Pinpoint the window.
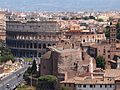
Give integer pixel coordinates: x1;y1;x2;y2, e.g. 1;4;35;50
48;44;51;46
53;36;56;39
83;85;86;88
34;52;37;57
30;43;33;48
34;43;37;48
69;84;71;87
20;43;22;48
100;85;102;88
53;44;56;46
90;85;93;88
108;50;110;53
114;39;116;42
39;44;41;49
23;43;25;48
39;53;41;57
48;35;51;39
30;52;33;57
110;85;112;88
39;35;41;39
103;49;105;54
64;84;66;86
43;35;46;39
73;84;75;87
43;44;46;48
26;43;29;48
97;40;99;43
105;85;107;88
78;85;81;87
108;55;110;58
83;39;85;42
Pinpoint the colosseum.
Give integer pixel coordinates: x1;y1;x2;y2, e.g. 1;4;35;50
6;20;62;58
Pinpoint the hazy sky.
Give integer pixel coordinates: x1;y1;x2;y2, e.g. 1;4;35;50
0;0;120;11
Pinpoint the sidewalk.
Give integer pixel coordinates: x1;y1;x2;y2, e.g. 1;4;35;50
0;66;23;80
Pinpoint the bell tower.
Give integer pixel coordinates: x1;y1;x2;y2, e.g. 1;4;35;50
109;25;116;60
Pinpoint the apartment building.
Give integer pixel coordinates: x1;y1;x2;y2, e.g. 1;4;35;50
60;69;120;90
65;25;106;44
0;11;6;41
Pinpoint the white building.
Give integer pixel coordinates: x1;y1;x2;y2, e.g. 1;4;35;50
76;81;115;90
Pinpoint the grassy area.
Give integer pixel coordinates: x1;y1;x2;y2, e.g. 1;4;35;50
24;58;33;62
17;84;36;90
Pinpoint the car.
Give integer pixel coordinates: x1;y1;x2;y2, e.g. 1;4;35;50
6;84;10;88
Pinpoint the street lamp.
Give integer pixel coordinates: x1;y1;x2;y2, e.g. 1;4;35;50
30;73;33;87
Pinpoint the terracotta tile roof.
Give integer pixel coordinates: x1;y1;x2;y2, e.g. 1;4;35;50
105;69;120;78
60;76;115;84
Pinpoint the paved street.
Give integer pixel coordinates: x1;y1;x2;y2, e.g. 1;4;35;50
0;66;28;90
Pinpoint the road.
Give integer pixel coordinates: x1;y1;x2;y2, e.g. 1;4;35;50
0;66;28;90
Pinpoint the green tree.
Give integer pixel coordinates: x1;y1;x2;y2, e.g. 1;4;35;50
109;17;113;21
116;22;120;39
97;18;104;22
23;70;29;81
89;16;95;20
104;26;110;38
117;30;120;39
27;67;32;74
60;87;69;90
0;41;14;63
104;23;120;40
116;22;120;29
82;16;89;20
62;17;69;20
96;56;106;69
31;60;37;74
37;75;58;90
23;66;32;81
23;60;38;82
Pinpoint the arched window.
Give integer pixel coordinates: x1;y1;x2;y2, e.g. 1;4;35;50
43;44;46;48
39;44;41;49
83;39;85;42
30;43;33;48
39;53;41;57
48;44;51;46
23;43;25;48
34;43;37;48
53;44;56;46
26;43;29;48
19;43;22;48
